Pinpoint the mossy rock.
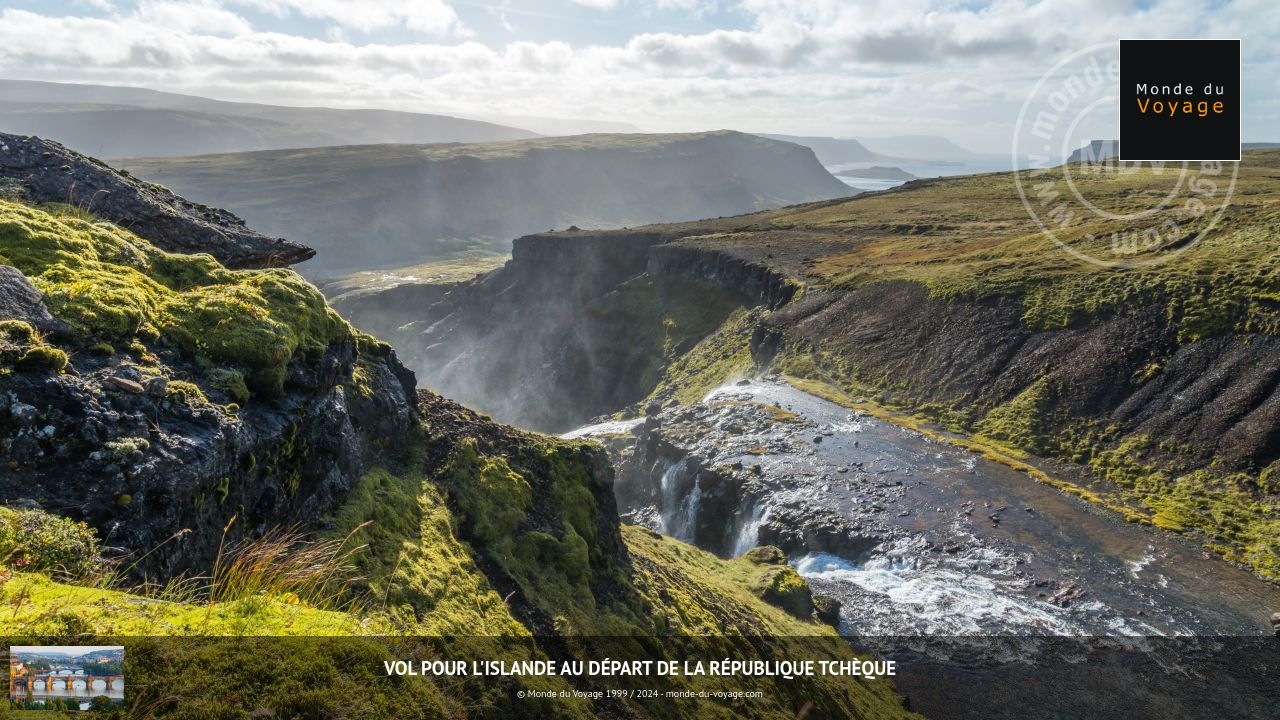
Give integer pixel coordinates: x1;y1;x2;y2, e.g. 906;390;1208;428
14;345;67;373
751;565;815;619
207;367;250;404
356;332;393;358
0;199;355;400
742;544;786;565
166;379;208;404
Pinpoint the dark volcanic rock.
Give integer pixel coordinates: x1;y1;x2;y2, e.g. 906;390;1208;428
0;264;70;337
767;280;1280;475
0;334;419;579
0;133;313;268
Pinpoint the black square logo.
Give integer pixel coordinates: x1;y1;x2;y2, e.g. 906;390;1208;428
1120;39;1240;161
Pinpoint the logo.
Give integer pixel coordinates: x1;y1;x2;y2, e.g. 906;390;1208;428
1012;42;1238;269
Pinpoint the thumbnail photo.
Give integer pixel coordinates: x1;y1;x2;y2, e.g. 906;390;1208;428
7;646;124;713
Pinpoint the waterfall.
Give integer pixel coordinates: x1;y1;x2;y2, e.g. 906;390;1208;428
654;457;705;542
676;477;703;543
732;504;768;557
658;458;689;535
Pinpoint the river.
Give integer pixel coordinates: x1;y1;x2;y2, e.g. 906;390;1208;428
568;377;1280;718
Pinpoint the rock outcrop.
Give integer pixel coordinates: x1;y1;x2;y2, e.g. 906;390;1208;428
0;146;406;575
0;264;70;337
0;132;313;268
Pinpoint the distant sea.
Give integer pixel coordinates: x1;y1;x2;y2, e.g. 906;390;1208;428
828;155;1024;191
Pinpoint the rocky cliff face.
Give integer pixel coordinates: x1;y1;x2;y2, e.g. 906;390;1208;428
378;223;798;432
766;280;1280;483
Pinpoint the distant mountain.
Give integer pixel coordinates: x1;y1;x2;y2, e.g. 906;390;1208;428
1068;140;1119;163
858;135;977;161
120;130;855;275
0;79;537;157
757;134;888;164
837;166;916;181
472;115;644;135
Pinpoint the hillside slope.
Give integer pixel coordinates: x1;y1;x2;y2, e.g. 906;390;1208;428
382;152;1280;581
119;131;855;274
0;79;537;156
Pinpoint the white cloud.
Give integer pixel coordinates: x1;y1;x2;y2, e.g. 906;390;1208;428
137;0;253;36
569;0;620;10
0;1;1274;151
229;0;467;35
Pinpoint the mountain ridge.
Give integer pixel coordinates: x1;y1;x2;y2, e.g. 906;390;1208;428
0;78;539;157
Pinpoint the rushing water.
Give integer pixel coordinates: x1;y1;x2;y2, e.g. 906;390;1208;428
568;378;1280;718
582;379;1280;637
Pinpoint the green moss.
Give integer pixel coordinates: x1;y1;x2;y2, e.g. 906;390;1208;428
89;340;115;356
647;308;758;406
346;362;376;399
447;440;532;544
13;345;67;373
750;564;814;619
356;331;393;358
0;319;35;344
207;367;250;404
0;572;376;635
0;507;101;581
975;377;1057;455
1260;462;1280;495
0;199;356;399
437;439;605;618
166;379;207;405
104;436;150;459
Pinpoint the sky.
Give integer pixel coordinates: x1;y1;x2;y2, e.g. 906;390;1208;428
11;646;124;657
0;0;1275;153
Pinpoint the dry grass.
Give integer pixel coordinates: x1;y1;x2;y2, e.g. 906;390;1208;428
208;517;372;611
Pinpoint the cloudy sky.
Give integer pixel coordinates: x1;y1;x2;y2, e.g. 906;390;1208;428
0;0;1275;152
